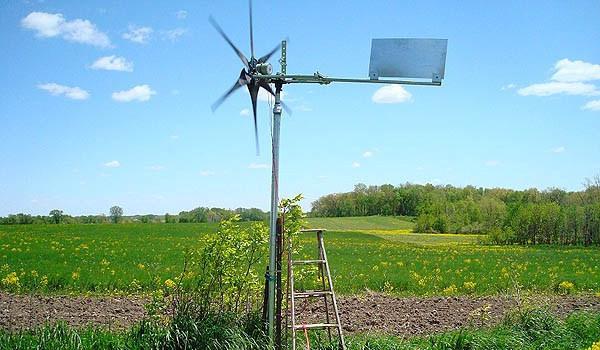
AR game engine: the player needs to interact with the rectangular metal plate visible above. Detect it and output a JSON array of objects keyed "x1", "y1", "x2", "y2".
[{"x1": 369, "y1": 38, "x2": 447, "y2": 81}]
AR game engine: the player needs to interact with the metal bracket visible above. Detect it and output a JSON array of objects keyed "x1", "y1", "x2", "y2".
[{"x1": 279, "y1": 40, "x2": 287, "y2": 75}]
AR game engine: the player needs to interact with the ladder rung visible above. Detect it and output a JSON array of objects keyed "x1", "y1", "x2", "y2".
[
  {"x1": 292, "y1": 259, "x2": 326, "y2": 265},
  {"x1": 293, "y1": 291, "x2": 332, "y2": 298},
  {"x1": 292, "y1": 323, "x2": 338, "y2": 330}
]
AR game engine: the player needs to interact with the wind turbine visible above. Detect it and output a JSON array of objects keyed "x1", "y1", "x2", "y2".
[{"x1": 210, "y1": 1, "x2": 448, "y2": 346}]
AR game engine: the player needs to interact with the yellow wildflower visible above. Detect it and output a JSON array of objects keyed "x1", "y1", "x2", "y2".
[
  {"x1": 558, "y1": 281, "x2": 574, "y2": 294},
  {"x1": 164, "y1": 279, "x2": 176, "y2": 289},
  {"x1": 463, "y1": 281, "x2": 476, "y2": 291},
  {"x1": 2, "y1": 272, "x2": 20, "y2": 287},
  {"x1": 443, "y1": 284, "x2": 457, "y2": 295},
  {"x1": 71, "y1": 271, "x2": 80, "y2": 280}
]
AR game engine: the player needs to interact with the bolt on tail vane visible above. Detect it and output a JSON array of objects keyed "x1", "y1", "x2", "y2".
[{"x1": 209, "y1": 1, "x2": 290, "y2": 155}]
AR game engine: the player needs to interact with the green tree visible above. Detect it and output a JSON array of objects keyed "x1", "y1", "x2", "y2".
[
  {"x1": 109, "y1": 206, "x2": 123, "y2": 224},
  {"x1": 49, "y1": 209, "x2": 63, "y2": 224}
]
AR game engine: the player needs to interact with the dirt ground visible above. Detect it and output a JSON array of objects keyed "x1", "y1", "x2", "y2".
[
  {"x1": 1, "y1": 292, "x2": 599, "y2": 336},
  {"x1": 0, "y1": 293, "x2": 147, "y2": 331},
  {"x1": 297, "y1": 293, "x2": 600, "y2": 336}
]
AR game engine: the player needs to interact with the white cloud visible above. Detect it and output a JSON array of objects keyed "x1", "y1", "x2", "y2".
[
  {"x1": 90, "y1": 55, "x2": 133, "y2": 72},
  {"x1": 352, "y1": 161, "x2": 361, "y2": 168},
  {"x1": 582, "y1": 99, "x2": 600, "y2": 111},
  {"x1": 372, "y1": 85, "x2": 412, "y2": 104},
  {"x1": 163, "y1": 28, "x2": 187, "y2": 42},
  {"x1": 240, "y1": 108, "x2": 250, "y2": 116},
  {"x1": 170, "y1": 134, "x2": 180, "y2": 140},
  {"x1": 112, "y1": 84, "x2": 156, "y2": 102},
  {"x1": 122, "y1": 25, "x2": 152, "y2": 44},
  {"x1": 248, "y1": 163, "x2": 268, "y2": 169},
  {"x1": 362, "y1": 151, "x2": 373, "y2": 158},
  {"x1": 551, "y1": 59, "x2": 600, "y2": 83},
  {"x1": 485, "y1": 160, "x2": 499, "y2": 167},
  {"x1": 517, "y1": 82, "x2": 599, "y2": 97},
  {"x1": 501, "y1": 83, "x2": 516, "y2": 90},
  {"x1": 38, "y1": 83, "x2": 89, "y2": 100},
  {"x1": 200, "y1": 170, "x2": 215, "y2": 176},
  {"x1": 551, "y1": 146, "x2": 565, "y2": 154},
  {"x1": 21, "y1": 12, "x2": 111, "y2": 48},
  {"x1": 176, "y1": 10, "x2": 188, "y2": 19},
  {"x1": 104, "y1": 160, "x2": 120, "y2": 168},
  {"x1": 147, "y1": 165, "x2": 164, "y2": 171},
  {"x1": 298, "y1": 105, "x2": 312, "y2": 112}
]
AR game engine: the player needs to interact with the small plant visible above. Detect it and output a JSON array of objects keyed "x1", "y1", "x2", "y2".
[{"x1": 558, "y1": 280, "x2": 575, "y2": 295}]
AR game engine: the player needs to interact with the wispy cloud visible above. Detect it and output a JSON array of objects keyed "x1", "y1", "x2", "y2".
[
  {"x1": 582, "y1": 99, "x2": 600, "y2": 111},
  {"x1": 517, "y1": 82, "x2": 599, "y2": 97},
  {"x1": 147, "y1": 165, "x2": 164, "y2": 171},
  {"x1": 372, "y1": 85, "x2": 412, "y2": 104},
  {"x1": 485, "y1": 160, "x2": 500, "y2": 167},
  {"x1": 551, "y1": 146, "x2": 565, "y2": 154},
  {"x1": 200, "y1": 170, "x2": 215, "y2": 176},
  {"x1": 175, "y1": 10, "x2": 188, "y2": 20},
  {"x1": 162, "y1": 28, "x2": 187, "y2": 42},
  {"x1": 248, "y1": 163, "x2": 268, "y2": 169},
  {"x1": 38, "y1": 83, "x2": 89, "y2": 100},
  {"x1": 501, "y1": 83, "x2": 516, "y2": 90},
  {"x1": 21, "y1": 12, "x2": 111, "y2": 48},
  {"x1": 90, "y1": 55, "x2": 133, "y2": 72},
  {"x1": 551, "y1": 59, "x2": 600, "y2": 82},
  {"x1": 518, "y1": 59, "x2": 600, "y2": 97},
  {"x1": 362, "y1": 151, "x2": 373, "y2": 158},
  {"x1": 104, "y1": 160, "x2": 120, "y2": 168},
  {"x1": 240, "y1": 108, "x2": 250, "y2": 116},
  {"x1": 122, "y1": 25, "x2": 152, "y2": 44},
  {"x1": 112, "y1": 84, "x2": 156, "y2": 102},
  {"x1": 352, "y1": 161, "x2": 361, "y2": 168}
]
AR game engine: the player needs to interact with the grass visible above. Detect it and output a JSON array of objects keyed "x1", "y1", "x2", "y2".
[
  {"x1": 294, "y1": 231, "x2": 600, "y2": 295},
  {"x1": 0, "y1": 223, "x2": 218, "y2": 294},
  {"x1": 1, "y1": 220, "x2": 599, "y2": 295},
  {"x1": 305, "y1": 216, "x2": 415, "y2": 231},
  {"x1": 1, "y1": 309, "x2": 599, "y2": 350}
]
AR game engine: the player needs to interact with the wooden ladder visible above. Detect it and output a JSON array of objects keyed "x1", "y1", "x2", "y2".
[{"x1": 287, "y1": 229, "x2": 346, "y2": 350}]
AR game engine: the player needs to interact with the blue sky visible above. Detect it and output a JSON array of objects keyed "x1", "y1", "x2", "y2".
[{"x1": 1, "y1": 1, "x2": 599, "y2": 216}]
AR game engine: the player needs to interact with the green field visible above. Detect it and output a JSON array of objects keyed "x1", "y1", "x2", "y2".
[
  {"x1": 1, "y1": 218, "x2": 599, "y2": 296},
  {"x1": 305, "y1": 215, "x2": 415, "y2": 231}
]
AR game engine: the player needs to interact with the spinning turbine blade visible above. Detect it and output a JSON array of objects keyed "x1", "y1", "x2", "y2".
[
  {"x1": 248, "y1": 83, "x2": 260, "y2": 155},
  {"x1": 209, "y1": 16, "x2": 249, "y2": 69},
  {"x1": 258, "y1": 81, "x2": 293, "y2": 115},
  {"x1": 249, "y1": 0, "x2": 254, "y2": 59},
  {"x1": 211, "y1": 69, "x2": 250, "y2": 112},
  {"x1": 258, "y1": 41, "x2": 284, "y2": 63}
]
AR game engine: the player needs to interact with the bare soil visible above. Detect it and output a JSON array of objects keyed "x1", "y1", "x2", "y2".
[
  {"x1": 1, "y1": 292, "x2": 599, "y2": 336},
  {"x1": 0, "y1": 292, "x2": 147, "y2": 331},
  {"x1": 296, "y1": 293, "x2": 600, "y2": 336}
]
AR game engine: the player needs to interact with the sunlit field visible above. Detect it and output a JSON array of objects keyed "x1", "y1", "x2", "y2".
[{"x1": 1, "y1": 220, "x2": 599, "y2": 296}]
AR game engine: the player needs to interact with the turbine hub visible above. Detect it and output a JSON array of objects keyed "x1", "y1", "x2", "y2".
[{"x1": 256, "y1": 62, "x2": 272, "y2": 75}]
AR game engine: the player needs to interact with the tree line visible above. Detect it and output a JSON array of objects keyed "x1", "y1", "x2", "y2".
[
  {"x1": 0, "y1": 206, "x2": 268, "y2": 225},
  {"x1": 310, "y1": 177, "x2": 600, "y2": 246}
]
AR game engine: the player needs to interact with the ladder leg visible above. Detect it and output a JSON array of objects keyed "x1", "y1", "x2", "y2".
[
  {"x1": 318, "y1": 234, "x2": 332, "y2": 343},
  {"x1": 318, "y1": 231, "x2": 346, "y2": 350},
  {"x1": 288, "y1": 237, "x2": 297, "y2": 350}
]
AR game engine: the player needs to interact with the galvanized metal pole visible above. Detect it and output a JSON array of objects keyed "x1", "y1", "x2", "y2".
[
  {"x1": 267, "y1": 40, "x2": 286, "y2": 345},
  {"x1": 268, "y1": 81, "x2": 282, "y2": 343}
]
